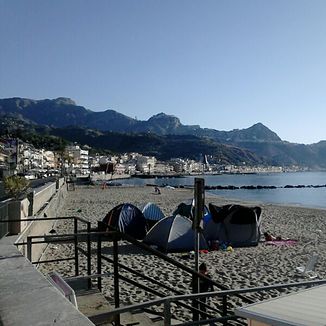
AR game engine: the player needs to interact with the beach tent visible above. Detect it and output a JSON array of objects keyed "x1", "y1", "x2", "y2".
[
  {"x1": 203, "y1": 214, "x2": 222, "y2": 242},
  {"x1": 208, "y1": 204, "x2": 262, "y2": 247},
  {"x1": 144, "y1": 214, "x2": 208, "y2": 252},
  {"x1": 141, "y1": 202, "x2": 165, "y2": 229},
  {"x1": 173, "y1": 199, "x2": 210, "y2": 221},
  {"x1": 101, "y1": 203, "x2": 147, "y2": 240},
  {"x1": 173, "y1": 199, "x2": 195, "y2": 219}
]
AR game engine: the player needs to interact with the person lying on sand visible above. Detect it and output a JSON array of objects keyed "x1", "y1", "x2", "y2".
[{"x1": 264, "y1": 232, "x2": 291, "y2": 242}]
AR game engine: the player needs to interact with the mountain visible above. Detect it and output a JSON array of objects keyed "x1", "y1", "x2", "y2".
[
  {"x1": 1, "y1": 97, "x2": 326, "y2": 168},
  {"x1": 49, "y1": 127, "x2": 262, "y2": 164},
  {"x1": 0, "y1": 116, "x2": 262, "y2": 164},
  {"x1": 0, "y1": 97, "x2": 281, "y2": 141}
]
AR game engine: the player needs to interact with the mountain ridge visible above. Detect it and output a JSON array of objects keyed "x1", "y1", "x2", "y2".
[
  {"x1": 0, "y1": 97, "x2": 282, "y2": 143},
  {"x1": 1, "y1": 97, "x2": 326, "y2": 168}
]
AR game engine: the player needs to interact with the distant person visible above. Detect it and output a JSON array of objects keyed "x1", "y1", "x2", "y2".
[
  {"x1": 154, "y1": 186, "x2": 161, "y2": 194},
  {"x1": 192, "y1": 262, "x2": 214, "y2": 321}
]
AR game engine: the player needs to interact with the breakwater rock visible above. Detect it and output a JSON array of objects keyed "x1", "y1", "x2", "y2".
[{"x1": 164, "y1": 184, "x2": 326, "y2": 190}]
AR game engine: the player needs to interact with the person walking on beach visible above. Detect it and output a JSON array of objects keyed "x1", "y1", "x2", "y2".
[{"x1": 192, "y1": 262, "x2": 214, "y2": 321}]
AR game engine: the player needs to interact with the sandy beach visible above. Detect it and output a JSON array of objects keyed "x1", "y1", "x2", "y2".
[{"x1": 38, "y1": 185, "x2": 326, "y2": 322}]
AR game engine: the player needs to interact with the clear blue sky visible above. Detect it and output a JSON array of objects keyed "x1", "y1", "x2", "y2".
[{"x1": 1, "y1": 1, "x2": 326, "y2": 144}]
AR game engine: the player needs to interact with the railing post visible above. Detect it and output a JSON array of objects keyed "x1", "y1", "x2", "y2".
[
  {"x1": 113, "y1": 234, "x2": 120, "y2": 325},
  {"x1": 27, "y1": 191, "x2": 34, "y2": 217},
  {"x1": 164, "y1": 299, "x2": 172, "y2": 326},
  {"x1": 87, "y1": 221, "x2": 92, "y2": 289},
  {"x1": 192, "y1": 274, "x2": 199, "y2": 322},
  {"x1": 27, "y1": 236, "x2": 32, "y2": 262},
  {"x1": 222, "y1": 294, "x2": 228, "y2": 326},
  {"x1": 97, "y1": 225, "x2": 102, "y2": 292},
  {"x1": 74, "y1": 217, "x2": 79, "y2": 276}
]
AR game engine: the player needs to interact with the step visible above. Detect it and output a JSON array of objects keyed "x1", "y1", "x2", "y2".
[{"x1": 75, "y1": 289, "x2": 168, "y2": 325}]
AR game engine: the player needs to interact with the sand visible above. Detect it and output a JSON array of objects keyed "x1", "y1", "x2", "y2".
[{"x1": 38, "y1": 185, "x2": 326, "y2": 322}]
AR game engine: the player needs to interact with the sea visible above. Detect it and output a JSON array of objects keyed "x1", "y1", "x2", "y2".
[{"x1": 117, "y1": 171, "x2": 326, "y2": 209}]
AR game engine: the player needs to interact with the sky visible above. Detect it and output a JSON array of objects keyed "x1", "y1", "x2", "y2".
[{"x1": 1, "y1": 1, "x2": 326, "y2": 144}]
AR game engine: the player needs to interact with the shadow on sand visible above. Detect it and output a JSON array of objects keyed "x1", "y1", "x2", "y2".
[{"x1": 92, "y1": 243, "x2": 152, "y2": 256}]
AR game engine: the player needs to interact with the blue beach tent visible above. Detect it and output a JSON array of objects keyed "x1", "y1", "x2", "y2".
[
  {"x1": 141, "y1": 202, "x2": 165, "y2": 229},
  {"x1": 101, "y1": 203, "x2": 147, "y2": 240}
]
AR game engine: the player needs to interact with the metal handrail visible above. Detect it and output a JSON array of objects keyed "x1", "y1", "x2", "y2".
[
  {"x1": 100, "y1": 255, "x2": 220, "y2": 318},
  {"x1": 15, "y1": 225, "x2": 326, "y2": 325},
  {"x1": 0, "y1": 215, "x2": 90, "y2": 223},
  {"x1": 88, "y1": 278, "x2": 326, "y2": 325}
]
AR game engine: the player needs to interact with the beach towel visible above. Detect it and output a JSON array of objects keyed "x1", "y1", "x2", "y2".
[{"x1": 264, "y1": 239, "x2": 298, "y2": 246}]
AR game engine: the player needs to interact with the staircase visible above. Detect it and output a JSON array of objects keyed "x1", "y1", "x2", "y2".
[{"x1": 67, "y1": 277, "x2": 177, "y2": 325}]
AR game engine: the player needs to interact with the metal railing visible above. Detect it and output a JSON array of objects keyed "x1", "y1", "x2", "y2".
[
  {"x1": 5, "y1": 218, "x2": 326, "y2": 325},
  {"x1": 3, "y1": 216, "x2": 92, "y2": 280},
  {"x1": 87, "y1": 278, "x2": 326, "y2": 326},
  {"x1": 16, "y1": 225, "x2": 242, "y2": 324}
]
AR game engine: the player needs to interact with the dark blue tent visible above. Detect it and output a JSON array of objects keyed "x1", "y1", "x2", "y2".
[
  {"x1": 102, "y1": 203, "x2": 147, "y2": 239},
  {"x1": 208, "y1": 203, "x2": 262, "y2": 247}
]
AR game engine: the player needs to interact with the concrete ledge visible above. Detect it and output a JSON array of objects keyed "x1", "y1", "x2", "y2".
[
  {"x1": 0, "y1": 238, "x2": 94, "y2": 326},
  {"x1": 16, "y1": 185, "x2": 67, "y2": 261}
]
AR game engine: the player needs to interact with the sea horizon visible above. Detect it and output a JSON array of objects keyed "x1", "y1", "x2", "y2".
[{"x1": 115, "y1": 171, "x2": 326, "y2": 209}]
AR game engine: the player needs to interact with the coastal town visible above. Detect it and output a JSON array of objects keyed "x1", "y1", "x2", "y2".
[{"x1": 0, "y1": 137, "x2": 306, "y2": 180}]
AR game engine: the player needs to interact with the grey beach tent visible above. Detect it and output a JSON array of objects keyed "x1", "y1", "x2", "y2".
[
  {"x1": 208, "y1": 204, "x2": 262, "y2": 247},
  {"x1": 144, "y1": 214, "x2": 208, "y2": 252},
  {"x1": 101, "y1": 203, "x2": 147, "y2": 240},
  {"x1": 141, "y1": 202, "x2": 165, "y2": 229}
]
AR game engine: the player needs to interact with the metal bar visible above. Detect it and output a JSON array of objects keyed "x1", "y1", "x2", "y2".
[
  {"x1": 76, "y1": 246, "x2": 87, "y2": 256},
  {"x1": 65, "y1": 272, "x2": 111, "y2": 282},
  {"x1": 75, "y1": 216, "x2": 91, "y2": 224},
  {"x1": 74, "y1": 218, "x2": 79, "y2": 276},
  {"x1": 119, "y1": 275, "x2": 208, "y2": 319},
  {"x1": 88, "y1": 295, "x2": 230, "y2": 325},
  {"x1": 100, "y1": 254, "x2": 189, "y2": 297},
  {"x1": 222, "y1": 295, "x2": 228, "y2": 326},
  {"x1": 27, "y1": 236, "x2": 32, "y2": 262},
  {"x1": 31, "y1": 257, "x2": 75, "y2": 264},
  {"x1": 0, "y1": 216, "x2": 76, "y2": 223},
  {"x1": 97, "y1": 225, "x2": 102, "y2": 292},
  {"x1": 92, "y1": 276, "x2": 326, "y2": 324},
  {"x1": 163, "y1": 300, "x2": 171, "y2": 326},
  {"x1": 87, "y1": 221, "x2": 92, "y2": 289},
  {"x1": 108, "y1": 227, "x2": 247, "y2": 302},
  {"x1": 16, "y1": 238, "x2": 76, "y2": 246},
  {"x1": 113, "y1": 235, "x2": 120, "y2": 325},
  {"x1": 194, "y1": 177, "x2": 205, "y2": 270},
  {"x1": 16, "y1": 231, "x2": 115, "y2": 239}
]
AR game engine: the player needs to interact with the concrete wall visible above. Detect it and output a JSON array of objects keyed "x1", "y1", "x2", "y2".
[
  {"x1": 16, "y1": 178, "x2": 68, "y2": 262},
  {"x1": 7, "y1": 198, "x2": 29, "y2": 234},
  {"x1": 58, "y1": 177, "x2": 65, "y2": 188},
  {"x1": 32, "y1": 182, "x2": 57, "y2": 216}
]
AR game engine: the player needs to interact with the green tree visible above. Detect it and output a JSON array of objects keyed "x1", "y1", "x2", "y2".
[{"x1": 3, "y1": 175, "x2": 30, "y2": 199}]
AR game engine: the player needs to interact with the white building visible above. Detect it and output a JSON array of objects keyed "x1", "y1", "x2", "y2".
[
  {"x1": 65, "y1": 144, "x2": 89, "y2": 174},
  {"x1": 136, "y1": 156, "x2": 156, "y2": 173}
]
